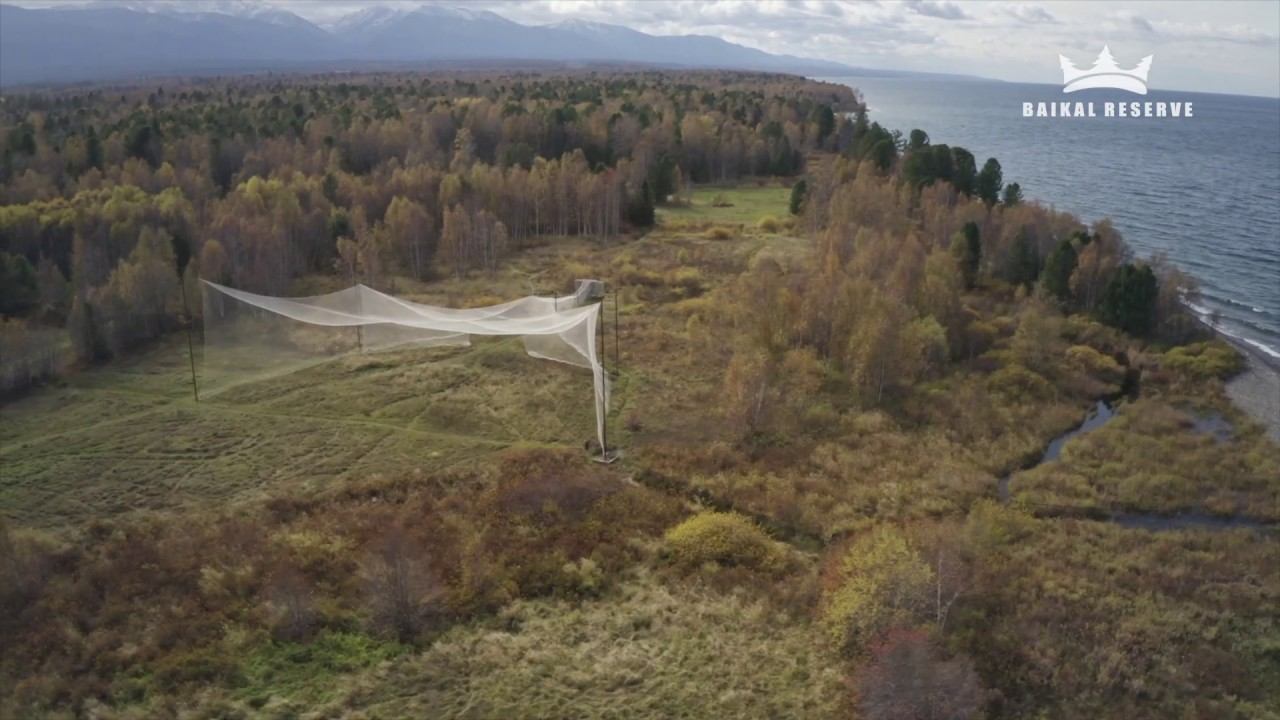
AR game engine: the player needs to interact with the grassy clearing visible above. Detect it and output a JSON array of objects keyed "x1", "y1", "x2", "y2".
[
  {"x1": 0, "y1": 332, "x2": 599, "y2": 529},
  {"x1": 657, "y1": 183, "x2": 793, "y2": 227}
]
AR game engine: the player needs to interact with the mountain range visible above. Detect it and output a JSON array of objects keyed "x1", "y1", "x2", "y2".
[{"x1": 0, "y1": 2, "x2": 894, "y2": 86}]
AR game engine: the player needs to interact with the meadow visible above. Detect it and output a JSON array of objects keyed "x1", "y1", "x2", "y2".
[
  {"x1": 1, "y1": 185, "x2": 794, "y2": 530},
  {"x1": 657, "y1": 182, "x2": 795, "y2": 226}
]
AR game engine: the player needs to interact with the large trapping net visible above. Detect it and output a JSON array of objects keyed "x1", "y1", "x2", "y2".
[{"x1": 200, "y1": 279, "x2": 608, "y2": 450}]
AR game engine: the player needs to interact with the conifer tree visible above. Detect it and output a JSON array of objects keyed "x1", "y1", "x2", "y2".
[{"x1": 1041, "y1": 238, "x2": 1078, "y2": 303}]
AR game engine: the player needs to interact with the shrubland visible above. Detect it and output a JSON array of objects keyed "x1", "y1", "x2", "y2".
[{"x1": 1, "y1": 70, "x2": 1277, "y2": 719}]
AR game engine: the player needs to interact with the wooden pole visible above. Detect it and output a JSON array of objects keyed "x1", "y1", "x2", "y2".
[{"x1": 181, "y1": 274, "x2": 199, "y2": 402}]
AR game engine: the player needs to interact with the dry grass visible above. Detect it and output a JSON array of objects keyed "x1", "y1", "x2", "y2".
[
  {"x1": 308, "y1": 572, "x2": 843, "y2": 720},
  {"x1": 1010, "y1": 394, "x2": 1280, "y2": 520}
]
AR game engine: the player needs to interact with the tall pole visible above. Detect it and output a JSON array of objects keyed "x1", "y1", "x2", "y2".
[
  {"x1": 613, "y1": 287, "x2": 619, "y2": 377},
  {"x1": 181, "y1": 274, "x2": 199, "y2": 402},
  {"x1": 598, "y1": 293, "x2": 608, "y2": 461}
]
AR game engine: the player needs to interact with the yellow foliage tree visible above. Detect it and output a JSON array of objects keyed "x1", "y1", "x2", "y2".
[{"x1": 823, "y1": 526, "x2": 934, "y2": 656}]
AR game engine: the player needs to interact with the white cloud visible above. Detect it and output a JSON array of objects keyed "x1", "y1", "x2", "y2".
[
  {"x1": 1001, "y1": 4, "x2": 1057, "y2": 25},
  {"x1": 904, "y1": 1, "x2": 969, "y2": 21},
  {"x1": 5, "y1": 0, "x2": 1277, "y2": 95}
]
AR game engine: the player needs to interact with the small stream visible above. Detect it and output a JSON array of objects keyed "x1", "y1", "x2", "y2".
[
  {"x1": 998, "y1": 400, "x2": 1114, "y2": 502},
  {"x1": 998, "y1": 400, "x2": 1276, "y2": 534},
  {"x1": 1111, "y1": 512, "x2": 1274, "y2": 533}
]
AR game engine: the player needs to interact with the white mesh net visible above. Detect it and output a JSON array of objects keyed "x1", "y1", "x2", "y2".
[{"x1": 200, "y1": 280, "x2": 609, "y2": 451}]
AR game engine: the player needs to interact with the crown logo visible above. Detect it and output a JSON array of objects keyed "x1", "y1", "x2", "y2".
[{"x1": 1058, "y1": 46, "x2": 1153, "y2": 95}]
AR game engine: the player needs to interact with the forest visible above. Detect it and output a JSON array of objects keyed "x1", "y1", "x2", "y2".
[
  {"x1": 1, "y1": 70, "x2": 1277, "y2": 720},
  {"x1": 0, "y1": 70, "x2": 851, "y2": 391}
]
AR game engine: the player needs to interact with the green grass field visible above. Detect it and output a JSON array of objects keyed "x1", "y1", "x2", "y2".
[
  {"x1": 657, "y1": 183, "x2": 793, "y2": 226},
  {"x1": 0, "y1": 334, "x2": 602, "y2": 529}
]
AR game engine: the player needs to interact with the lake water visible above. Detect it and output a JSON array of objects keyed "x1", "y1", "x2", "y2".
[{"x1": 820, "y1": 76, "x2": 1280, "y2": 361}]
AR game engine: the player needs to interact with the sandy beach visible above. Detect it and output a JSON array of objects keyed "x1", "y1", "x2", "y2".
[{"x1": 1224, "y1": 337, "x2": 1280, "y2": 442}]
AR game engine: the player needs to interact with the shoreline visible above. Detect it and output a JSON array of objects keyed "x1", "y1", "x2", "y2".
[{"x1": 1219, "y1": 331, "x2": 1280, "y2": 441}]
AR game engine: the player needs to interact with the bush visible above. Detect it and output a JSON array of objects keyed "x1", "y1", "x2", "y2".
[
  {"x1": 1065, "y1": 344, "x2": 1124, "y2": 384},
  {"x1": 664, "y1": 511, "x2": 782, "y2": 571},
  {"x1": 757, "y1": 215, "x2": 782, "y2": 233},
  {"x1": 1062, "y1": 315, "x2": 1125, "y2": 354},
  {"x1": 702, "y1": 225, "x2": 735, "y2": 240},
  {"x1": 986, "y1": 364, "x2": 1054, "y2": 402},
  {"x1": 665, "y1": 267, "x2": 705, "y2": 296},
  {"x1": 1162, "y1": 340, "x2": 1244, "y2": 380}
]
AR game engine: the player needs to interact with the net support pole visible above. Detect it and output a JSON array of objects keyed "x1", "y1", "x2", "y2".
[
  {"x1": 598, "y1": 295, "x2": 609, "y2": 461},
  {"x1": 355, "y1": 283, "x2": 365, "y2": 353},
  {"x1": 181, "y1": 273, "x2": 199, "y2": 402},
  {"x1": 613, "y1": 288, "x2": 620, "y2": 377}
]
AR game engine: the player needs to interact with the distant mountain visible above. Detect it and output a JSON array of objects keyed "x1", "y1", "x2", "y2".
[
  {"x1": 334, "y1": 4, "x2": 596, "y2": 63},
  {"x1": 0, "y1": 4, "x2": 334, "y2": 86},
  {"x1": 0, "y1": 2, "x2": 962, "y2": 86}
]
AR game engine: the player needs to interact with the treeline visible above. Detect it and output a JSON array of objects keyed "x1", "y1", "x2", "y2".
[{"x1": 0, "y1": 70, "x2": 862, "y2": 393}]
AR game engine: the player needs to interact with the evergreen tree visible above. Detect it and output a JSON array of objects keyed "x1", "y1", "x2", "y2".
[
  {"x1": 649, "y1": 155, "x2": 678, "y2": 200},
  {"x1": 1002, "y1": 182, "x2": 1023, "y2": 206},
  {"x1": 975, "y1": 158, "x2": 1003, "y2": 205},
  {"x1": 85, "y1": 126, "x2": 103, "y2": 171},
  {"x1": 857, "y1": 123, "x2": 898, "y2": 171},
  {"x1": 930, "y1": 144, "x2": 954, "y2": 185},
  {"x1": 125, "y1": 118, "x2": 163, "y2": 168},
  {"x1": 952, "y1": 221, "x2": 982, "y2": 290},
  {"x1": 950, "y1": 147, "x2": 977, "y2": 195},
  {"x1": 789, "y1": 179, "x2": 808, "y2": 215},
  {"x1": 1097, "y1": 263, "x2": 1159, "y2": 335},
  {"x1": 1041, "y1": 238, "x2": 1078, "y2": 303},
  {"x1": 626, "y1": 180, "x2": 655, "y2": 227},
  {"x1": 328, "y1": 209, "x2": 353, "y2": 243},
  {"x1": 814, "y1": 105, "x2": 836, "y2": 142},
  {"x1": 1003, "y1": 229, "x2": 1041, "y2": 288},
  {"x1": 6, "y1": 122, "x2": 36, "y2": 156},
  {"x1": 0, "y1": 252, "x2": 39, "y2": 316},
  {"x1": 902, "y1": 149, "x2": 931, "y2": 188}
]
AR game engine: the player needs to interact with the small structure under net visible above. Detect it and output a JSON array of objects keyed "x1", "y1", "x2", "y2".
[{"x1": 200, "y1": 280, "x2": 611, "y2": 456}]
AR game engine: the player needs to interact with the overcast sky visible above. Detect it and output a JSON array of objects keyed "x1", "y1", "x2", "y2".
[{"x1": 14, "y1": 1, "x2": 1280, "y2": 96}]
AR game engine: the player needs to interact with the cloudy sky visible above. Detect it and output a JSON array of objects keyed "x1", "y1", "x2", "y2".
[{"x1": 15, "y1": 1, "x2": 1280, "y2": 96}]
